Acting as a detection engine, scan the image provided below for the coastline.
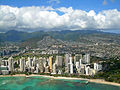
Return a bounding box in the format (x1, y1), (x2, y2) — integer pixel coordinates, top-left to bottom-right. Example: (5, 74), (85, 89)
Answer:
(0, 74), (120, 87)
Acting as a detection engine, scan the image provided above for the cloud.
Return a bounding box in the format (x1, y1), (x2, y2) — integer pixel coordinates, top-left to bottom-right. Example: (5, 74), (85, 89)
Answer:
(0, 5), (120, 32)
(57, 7), (74, 13)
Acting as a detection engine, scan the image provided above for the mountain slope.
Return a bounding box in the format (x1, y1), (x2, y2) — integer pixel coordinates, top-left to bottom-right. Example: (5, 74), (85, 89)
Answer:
(0, 30), (46, 42)
(0, 30), (120, 45)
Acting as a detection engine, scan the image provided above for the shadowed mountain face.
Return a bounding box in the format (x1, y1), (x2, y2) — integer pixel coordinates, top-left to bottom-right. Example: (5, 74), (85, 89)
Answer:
(37, 36), (64, 48)
(0, 30), (120, 47)
(21, 35), (66, 48)
(0, 30), (46, 42)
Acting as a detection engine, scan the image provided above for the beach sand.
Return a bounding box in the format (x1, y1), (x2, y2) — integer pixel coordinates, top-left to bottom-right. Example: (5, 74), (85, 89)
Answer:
(0, 74), (120, 86)
(88, 79), (120, 86)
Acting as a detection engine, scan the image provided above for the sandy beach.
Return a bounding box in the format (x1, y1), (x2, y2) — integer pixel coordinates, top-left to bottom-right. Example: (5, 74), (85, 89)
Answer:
(0, 74), (120, 86)
(88, 79), (120, 86)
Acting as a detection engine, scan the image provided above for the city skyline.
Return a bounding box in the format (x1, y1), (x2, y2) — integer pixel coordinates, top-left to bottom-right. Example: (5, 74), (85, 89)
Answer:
(0, 53), (102, 76)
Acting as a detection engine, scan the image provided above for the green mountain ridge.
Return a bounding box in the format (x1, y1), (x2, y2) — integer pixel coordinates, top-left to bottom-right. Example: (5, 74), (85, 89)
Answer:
(0, 30), (120, 47)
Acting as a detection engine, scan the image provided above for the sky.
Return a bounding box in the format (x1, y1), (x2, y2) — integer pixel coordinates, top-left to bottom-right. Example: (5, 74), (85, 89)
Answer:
(0, 0), (120, 32)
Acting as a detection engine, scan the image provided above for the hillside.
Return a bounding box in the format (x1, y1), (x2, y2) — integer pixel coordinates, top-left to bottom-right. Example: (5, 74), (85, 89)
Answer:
(0, 30), (46, 42)
(0, 30), (120, 47)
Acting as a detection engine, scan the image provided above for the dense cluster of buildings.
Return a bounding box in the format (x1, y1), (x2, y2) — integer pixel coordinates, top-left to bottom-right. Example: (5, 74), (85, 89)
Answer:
(0, 54), (102, 76)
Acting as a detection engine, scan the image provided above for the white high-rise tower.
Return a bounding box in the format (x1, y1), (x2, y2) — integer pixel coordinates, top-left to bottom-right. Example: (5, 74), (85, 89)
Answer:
(8, 57), (14, 72)
(20, 57), (25, 72)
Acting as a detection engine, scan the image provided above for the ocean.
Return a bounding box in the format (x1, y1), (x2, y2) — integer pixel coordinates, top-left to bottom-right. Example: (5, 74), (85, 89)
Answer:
(0, 76), (120, 90)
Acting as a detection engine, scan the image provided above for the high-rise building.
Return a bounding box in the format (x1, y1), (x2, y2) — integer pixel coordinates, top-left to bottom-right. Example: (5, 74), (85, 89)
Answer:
(20, 57), (25, 72)
(1, 60), (8, 66)
(79, 59), (82, 66)
(52, 63), (57, 74)
(65, 67), (69, 73)
(90, 69), (96, 75)
(35, 63), (39, 73)
(28, 57), (32, 68)
(65, 54), (71, 67)
(76, 61), (80, 73)
(70, 64), (73, 74)
(32, 56), (36, 67)
(85, 66), (90, 75)
(25, 61), (29, 68)
(76, 62), (80, 71)
(69, 57), (72, 64)
(94, 63), (102, 71)
(0, 60), (9, 75)
(43, 58), (47, 67)
(8, 57), (14, 72)
(56, 56), (63, 67)
(44, 66), (50, 73)
(33, 56), (36, 61)
(83, 54), (90, 64)
(68, 57), (73, 74)
(74, 54), (82, 64)
(94, 63), (97, 70)
(49, 56), (53, 72)
(38, 58), (44, 73)
(80, 67), (85, 75)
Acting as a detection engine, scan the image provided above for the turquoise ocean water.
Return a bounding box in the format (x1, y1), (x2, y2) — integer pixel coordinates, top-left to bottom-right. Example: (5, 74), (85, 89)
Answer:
(0, 76), (120, 90)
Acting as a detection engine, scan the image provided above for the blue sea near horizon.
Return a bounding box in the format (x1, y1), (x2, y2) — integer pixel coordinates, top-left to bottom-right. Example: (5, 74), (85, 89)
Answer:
(0, 76), (120, 90)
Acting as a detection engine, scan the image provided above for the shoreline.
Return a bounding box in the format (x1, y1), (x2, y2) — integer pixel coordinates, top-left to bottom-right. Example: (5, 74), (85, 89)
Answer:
(0, 74), (120, 87)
